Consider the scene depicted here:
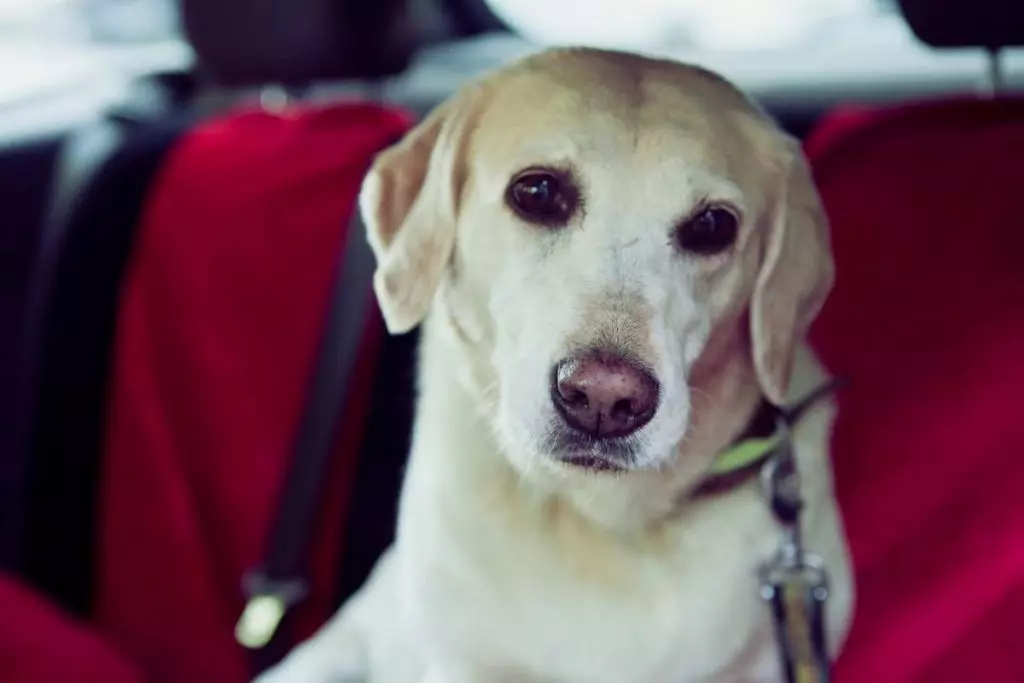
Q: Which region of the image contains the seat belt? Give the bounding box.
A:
[235,210,377,675]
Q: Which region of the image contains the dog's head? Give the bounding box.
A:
[361,48,833,484]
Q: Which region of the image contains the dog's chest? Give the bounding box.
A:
[406,491,782,683]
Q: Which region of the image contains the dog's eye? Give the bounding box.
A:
[675,206,739,255]
[506,171,576,227]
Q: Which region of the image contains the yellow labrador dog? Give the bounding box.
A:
[258,47,853,683]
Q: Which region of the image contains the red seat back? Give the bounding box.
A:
[97,102,410,683]
[807,98,1024,682]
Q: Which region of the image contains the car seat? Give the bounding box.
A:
[5,1,414,682]
[807,1,1024,681]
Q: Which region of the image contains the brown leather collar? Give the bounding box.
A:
[691,399,781,497]
[691,377,848,498]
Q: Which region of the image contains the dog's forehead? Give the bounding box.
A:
[467,52,774,204]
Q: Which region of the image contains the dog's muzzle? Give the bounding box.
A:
[549,350,659,470]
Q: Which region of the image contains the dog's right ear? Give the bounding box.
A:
[360,90,481,333]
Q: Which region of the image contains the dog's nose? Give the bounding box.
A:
[552,352,659,439]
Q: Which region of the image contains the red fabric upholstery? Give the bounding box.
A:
[95,102,410,683]
[0,575,143,683]
[807,98,1024,682]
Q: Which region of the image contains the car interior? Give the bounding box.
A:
[1,0,1022,681]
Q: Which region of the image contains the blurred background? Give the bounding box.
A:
[0,0,1021,143]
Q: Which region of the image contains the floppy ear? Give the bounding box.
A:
[749,140,835,406]
[359,91,480,333]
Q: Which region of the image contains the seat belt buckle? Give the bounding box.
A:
[235,570,309,650]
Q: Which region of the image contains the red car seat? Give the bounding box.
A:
[808,1,1024,681]
[5,1,413,682]
[95,101,410,683]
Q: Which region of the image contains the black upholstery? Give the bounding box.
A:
[19,117,193,616]
[898,0,1024,49]
[180,0,414,86]
[0,135,64,571]
[440,0,506,38]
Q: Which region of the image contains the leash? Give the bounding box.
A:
[701,377,847,683]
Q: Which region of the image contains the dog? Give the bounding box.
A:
[257,47,854,683]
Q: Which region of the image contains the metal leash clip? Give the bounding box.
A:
[757,415,832,683]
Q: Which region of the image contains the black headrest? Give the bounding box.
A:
[180,0,414,86]
[898,0,1024,49]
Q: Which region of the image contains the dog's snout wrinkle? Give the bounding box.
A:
[552,351,659,440]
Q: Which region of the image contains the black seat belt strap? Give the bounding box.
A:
[235,209,376,674]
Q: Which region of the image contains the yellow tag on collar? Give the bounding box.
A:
[708,433,783,476]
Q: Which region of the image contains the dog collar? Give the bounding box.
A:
[693,377,848,497]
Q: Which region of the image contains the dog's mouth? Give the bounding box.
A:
[561,454,626,472]
[546,424,641,473]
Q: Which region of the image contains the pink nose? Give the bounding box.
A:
[551,352,659,439]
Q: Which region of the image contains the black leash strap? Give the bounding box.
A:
[235,211,376,675]
[757,377,848,683]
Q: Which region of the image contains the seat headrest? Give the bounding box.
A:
[180,0,414,86]
[897,0,1024,49]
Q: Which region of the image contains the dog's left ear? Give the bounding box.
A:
[750,138,835,406]
[359,87,483,333]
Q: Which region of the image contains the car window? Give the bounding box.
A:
[0,0,190,141]
[415,0,1021,108]
[483,0,897,51]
